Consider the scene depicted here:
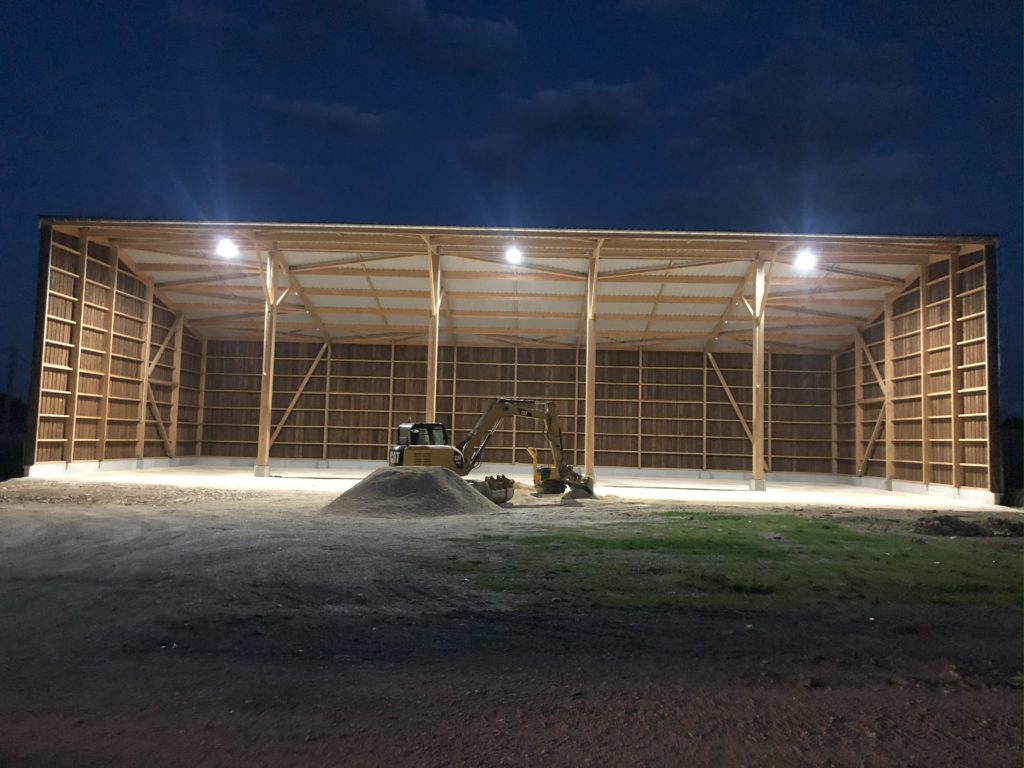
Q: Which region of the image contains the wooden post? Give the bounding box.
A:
[321,344,331,463]
[24,226,54,469]
[583,244,600,476]
[983,244,1002,498]
[64,232,90,463]
[766,352,772,472]
[701,351,708,471]
[97,246,120,463]
[750,259,766,490]
[255,251,277,477]
[637,348,643,469]
[883,294,895,489]
[425,245,441,422]
[195,337,207,457]
[918,265,931,485]
[830,353,838,475]
[854,332,864,475]
[949,252,962,488]
[168,312,184,458]
[135,277,155,466]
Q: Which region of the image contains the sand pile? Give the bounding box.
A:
[322,466,501,517]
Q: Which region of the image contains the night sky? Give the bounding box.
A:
[2,1,1020,416]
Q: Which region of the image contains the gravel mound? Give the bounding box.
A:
[322,466,501,517]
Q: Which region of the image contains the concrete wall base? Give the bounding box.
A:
[24,456,999,505]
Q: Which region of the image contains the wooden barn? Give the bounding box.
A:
[25,219,1002,501]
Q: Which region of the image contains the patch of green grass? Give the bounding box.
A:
[443,512,1021,609]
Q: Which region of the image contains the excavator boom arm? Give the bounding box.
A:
[455,398,566,471]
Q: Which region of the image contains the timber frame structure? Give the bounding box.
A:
[26,219,1002,500]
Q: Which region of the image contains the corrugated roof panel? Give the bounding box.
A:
[597,282,660,297]
[377,296,431,311]
[596,301,653,315]
[646,319,718,334]
[514,317,578,330]
[296,274,371,289]
[314,295,380,309]
[595,319,648,332]
[655,302,730,316]
[659,281,738,298]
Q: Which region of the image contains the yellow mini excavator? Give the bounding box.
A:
[387,398,595,503]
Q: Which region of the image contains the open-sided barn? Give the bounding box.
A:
[26,219,1001,501]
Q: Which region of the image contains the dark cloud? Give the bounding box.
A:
[463,79,650,182]
[695,41,918,167]
[514,80,646,142]
[168,0,519,73]
[620,0,731,14]
[251,94,390,134]
[336,0,520,72]
[649,28,939,232]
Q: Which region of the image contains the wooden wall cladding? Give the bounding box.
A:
[30,234,995,491]
[200,342,833,473]
[33,231,201,464]
[832,253,991,490]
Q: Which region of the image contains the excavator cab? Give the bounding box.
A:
[389,422,464,471]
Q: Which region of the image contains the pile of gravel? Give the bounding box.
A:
[322,466,501,517]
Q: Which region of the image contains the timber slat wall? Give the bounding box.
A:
[29,237,996,491]
[833,251,992,490]
[33,231,202,463]
[198,342,833,472]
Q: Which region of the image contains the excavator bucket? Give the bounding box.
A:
[467,474,515,504]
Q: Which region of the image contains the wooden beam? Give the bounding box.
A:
[255,254,277,476]
[704,263,755,352]
[830,353,839,474]
[708,352,753,443]
[918,266,930,484]
[270,343,328,445]
[984,243,1002,496]
[196,337,207,457]
[146,380,173,457]
[63,232,90,462]
[858,407,886,476]
[583,241,601,476]
[147,313,184,378]
[135,277,155,463]
[821,265,905,285]
[751,259,766,489]
[596,259,727,280]
[425,243,442,422]
[949,252,962,488]
[854,338,864,473]
[883,293,895,487]
[322,345,332,462]
[854,331,886,395]
[97,246,120,461]
[168,312,184,457]
[272,248,331,342]
[701,351,708,471]
[288,252,419,274]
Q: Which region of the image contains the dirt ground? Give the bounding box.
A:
[0,477,1020,767]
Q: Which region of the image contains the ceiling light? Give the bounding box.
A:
[505,245,523,264]
[795,248,817,271]
[216,237,239,259]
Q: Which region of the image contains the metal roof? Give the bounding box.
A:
[42,218,994,354]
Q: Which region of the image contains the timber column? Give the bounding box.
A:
[750,258,767,490]
[255,248,277,477]
[583,242,601,477]
[425,242,441,422]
